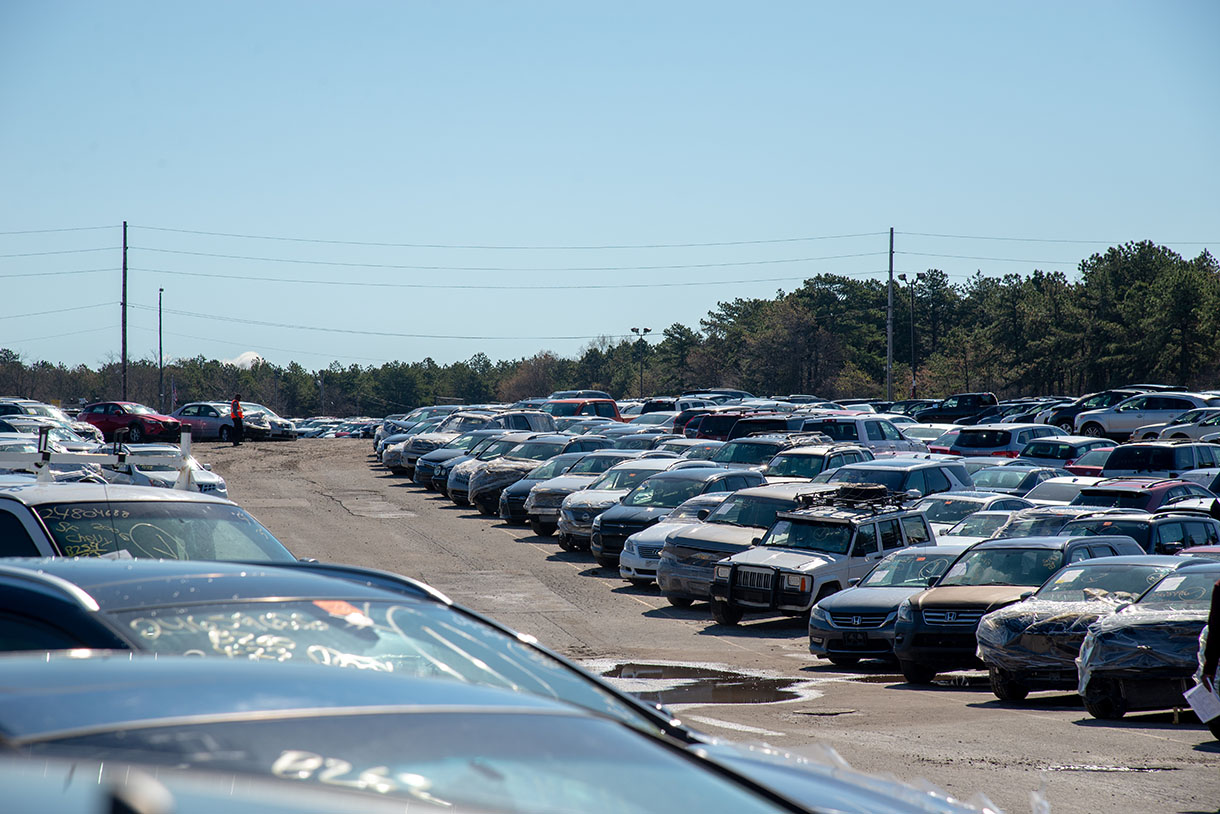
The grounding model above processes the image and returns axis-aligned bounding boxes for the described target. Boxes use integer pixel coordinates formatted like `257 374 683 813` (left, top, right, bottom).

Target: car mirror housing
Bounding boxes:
697 508 710 520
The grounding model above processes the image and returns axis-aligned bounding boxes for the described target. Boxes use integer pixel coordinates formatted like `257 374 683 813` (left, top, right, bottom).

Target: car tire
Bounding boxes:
899 660 937 685
666 596 694 609
710 599 743 626
127 423 145 443
1082 678 1127 720
628 578 653 589
826 655 860 668
219 426 231 442
1209 717 1220 741
1080 423 1105 438
474 498 495 516
530 518 556 538
988 667 1030 702
556 533 577 552
1057 421 1075 433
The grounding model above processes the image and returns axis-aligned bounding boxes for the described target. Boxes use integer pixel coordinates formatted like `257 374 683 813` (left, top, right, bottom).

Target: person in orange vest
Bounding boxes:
230 394 244 446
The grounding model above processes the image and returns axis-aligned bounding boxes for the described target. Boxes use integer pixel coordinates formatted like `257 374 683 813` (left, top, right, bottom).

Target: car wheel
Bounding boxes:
827 655 860 668
988 667 1030 702
628 578 653 589
1057 421 1075 433
1080 423 1105 438
814 583 841 603
218 426 231 442
1209 717 1220 741
474 498 495 516
666 596 694 609
710 599 743 626
899 660 937 685
126 423 145 443
556 533 577 552
1082 678 1127 720
529 518 556 538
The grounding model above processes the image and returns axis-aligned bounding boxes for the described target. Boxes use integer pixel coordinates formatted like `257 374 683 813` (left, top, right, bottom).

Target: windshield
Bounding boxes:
944 513 1008 538
761 519 851 554
972 468 1030 489
707 495 792 529
1104 447 1176 471
126 404 156 416
1059 518 1151 550
938 548 1063 587
828 467 907 491
477 439 519 460
812 422 859 442
1070 491 1148 510
1023 481 1087 502
623 478 706 508
1036 564 1171 602
587 467 659 492
542 402 582 416
466 437 499 456
996 514 1078 538
917 496 984 524
29 712 786 814
764 453 827 479
527 457 575 480
631 413 672 425
1136 571 1218 610
438 414 490 433
862 550 958 586
129 451 185 472
683 444 722 460
567 455 623 475
34 501 294 562
505 441 563 461
669 497 723 521
711 442 780 465
443 433 481 451
114 598 652 731
902 426 946 441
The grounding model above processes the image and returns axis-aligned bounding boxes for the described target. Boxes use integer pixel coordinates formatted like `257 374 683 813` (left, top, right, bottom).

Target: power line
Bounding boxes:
898 231 1216 245
0 302 116 321
133 265 893 290
0 247 119 259
133 247 888 272
895 251 1074 264
0 268 114 279
130 303 641 341
0 225 116 236
3 324 116 345
134 224 890 250
129 324 398 364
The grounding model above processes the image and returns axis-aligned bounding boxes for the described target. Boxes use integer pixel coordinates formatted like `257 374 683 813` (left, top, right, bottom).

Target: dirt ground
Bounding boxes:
206 438 1219 814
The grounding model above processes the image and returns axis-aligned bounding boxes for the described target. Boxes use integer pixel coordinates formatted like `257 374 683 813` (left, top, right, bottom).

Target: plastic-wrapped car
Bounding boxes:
1075 561 1220 719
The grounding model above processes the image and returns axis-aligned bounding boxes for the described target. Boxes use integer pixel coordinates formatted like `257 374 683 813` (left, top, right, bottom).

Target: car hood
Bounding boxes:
667 522 766 552
1077 607 1210 693
535 474 597 494
976 597 1126 672
418 447 469 464
563 489 627 510
503 476 545 496
912 585 1033 611
409 432 459 449
727 546 840 571
599 505 672 526
470 457 538 494
627 520 701 546
818 585 926 613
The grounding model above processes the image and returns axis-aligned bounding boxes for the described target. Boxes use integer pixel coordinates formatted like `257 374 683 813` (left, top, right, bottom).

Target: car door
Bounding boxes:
864 421 891 453
846 522 882 583
879 420 917 451
1112 396 1152 435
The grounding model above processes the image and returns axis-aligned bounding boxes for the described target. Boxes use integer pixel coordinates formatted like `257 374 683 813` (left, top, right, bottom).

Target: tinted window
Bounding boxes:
595 402 618 417
814 422 859 441
0 614 82 650
878 518 902 550
904 469 926 496
828 467 906 491
865 422 885 441
955 430 1013 448
0 511 41 556
1104 447 1175 471
923 467 951 494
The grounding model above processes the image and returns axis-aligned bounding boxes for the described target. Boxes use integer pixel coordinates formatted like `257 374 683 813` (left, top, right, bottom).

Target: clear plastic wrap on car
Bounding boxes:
1075 607 1208 695
469 458 538 500
976 594 1131 673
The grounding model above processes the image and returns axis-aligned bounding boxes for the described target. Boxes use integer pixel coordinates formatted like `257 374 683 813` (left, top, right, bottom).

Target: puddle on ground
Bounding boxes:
1044 765 1175 773
597 662 806 705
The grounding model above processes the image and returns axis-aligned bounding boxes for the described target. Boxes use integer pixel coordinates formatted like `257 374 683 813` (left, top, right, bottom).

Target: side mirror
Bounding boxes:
926 575 939 586
1018 590 1034 600
697 508 710 520
906 489 922 499
203 463 213 471
751 536 763 545
848 577 860 586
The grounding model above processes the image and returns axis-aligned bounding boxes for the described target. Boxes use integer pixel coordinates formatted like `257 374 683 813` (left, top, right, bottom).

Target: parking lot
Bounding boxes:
205 438 1218 814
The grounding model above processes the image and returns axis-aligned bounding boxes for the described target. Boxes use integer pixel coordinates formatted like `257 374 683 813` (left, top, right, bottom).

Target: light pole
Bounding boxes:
157 288 164 412
630 327 651 398
897 273 920 398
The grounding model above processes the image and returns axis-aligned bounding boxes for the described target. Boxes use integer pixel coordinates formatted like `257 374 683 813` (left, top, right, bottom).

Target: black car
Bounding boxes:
411 428 509 488
590 467 764 568
1043 389 1145 434
912 392 999 424
496 451 588 522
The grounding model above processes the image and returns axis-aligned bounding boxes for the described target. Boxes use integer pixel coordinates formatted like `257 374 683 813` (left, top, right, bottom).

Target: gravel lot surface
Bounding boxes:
208 438 1218 814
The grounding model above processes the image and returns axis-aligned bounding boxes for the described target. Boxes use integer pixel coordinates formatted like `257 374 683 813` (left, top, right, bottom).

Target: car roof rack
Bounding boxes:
793 483 912 514
0 429 202 489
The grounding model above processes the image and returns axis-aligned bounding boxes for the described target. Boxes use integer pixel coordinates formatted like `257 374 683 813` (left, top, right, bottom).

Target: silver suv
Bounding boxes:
709 485 934 626
1074 392 1220 440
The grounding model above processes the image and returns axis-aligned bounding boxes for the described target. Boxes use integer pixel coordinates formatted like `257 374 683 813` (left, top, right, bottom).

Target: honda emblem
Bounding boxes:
851 615 862 626
945 611 957 622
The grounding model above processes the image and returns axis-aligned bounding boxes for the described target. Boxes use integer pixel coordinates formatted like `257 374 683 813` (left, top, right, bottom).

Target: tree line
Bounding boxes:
2 241 1216 417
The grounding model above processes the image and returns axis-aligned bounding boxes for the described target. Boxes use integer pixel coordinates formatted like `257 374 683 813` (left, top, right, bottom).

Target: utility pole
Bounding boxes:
121 220 128 400
885 227 894 401
158 288 164 412
898 272 918 398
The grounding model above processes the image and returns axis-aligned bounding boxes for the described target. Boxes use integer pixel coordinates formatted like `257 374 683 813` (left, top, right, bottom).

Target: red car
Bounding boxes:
78 401 182 443
1064 447 1114 476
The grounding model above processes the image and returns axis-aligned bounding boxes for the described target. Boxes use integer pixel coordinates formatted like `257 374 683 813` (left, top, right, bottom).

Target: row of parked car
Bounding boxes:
0 394 1015 814
370 396 1220 744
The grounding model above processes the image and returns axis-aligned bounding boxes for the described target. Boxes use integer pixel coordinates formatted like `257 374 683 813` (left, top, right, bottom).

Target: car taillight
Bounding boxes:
992 450 1018 457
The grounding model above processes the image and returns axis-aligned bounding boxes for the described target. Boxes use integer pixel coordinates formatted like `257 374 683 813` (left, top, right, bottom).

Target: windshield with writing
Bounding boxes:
1036 564 1170 602
862 550 957 586
707 495 792 529
1135 571 1217 610
765 453 826 479
113 598 653 733
760 519 851 554
34 501 294 562
938 548 1062 587
588 468 657 492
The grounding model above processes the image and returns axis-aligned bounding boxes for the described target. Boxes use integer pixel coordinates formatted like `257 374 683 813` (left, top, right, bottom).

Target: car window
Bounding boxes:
1067 546 1092 563
923 467 951 494
0 511 41 556
853 523 879 555
900 515 931 545
904 469 926 496
877 518 902 550
865 422 885 441
0 613 84 650
595 402 617 417
880 421 903 441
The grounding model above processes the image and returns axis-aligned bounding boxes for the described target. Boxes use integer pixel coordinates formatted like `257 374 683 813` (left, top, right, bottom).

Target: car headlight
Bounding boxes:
896 599 914 623
783 573 810 592
623 540 636 555
713 564 731 581
809 605 829 624
591 516 602 531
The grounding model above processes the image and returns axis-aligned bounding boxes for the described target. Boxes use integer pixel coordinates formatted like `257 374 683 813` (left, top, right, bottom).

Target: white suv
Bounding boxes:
797 415 927 454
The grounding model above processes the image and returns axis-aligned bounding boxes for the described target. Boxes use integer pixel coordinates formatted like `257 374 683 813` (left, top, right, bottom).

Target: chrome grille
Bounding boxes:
829 613 888 629
922 609 984 626
736 567 774 590
532 492 564 508
637 544 663 560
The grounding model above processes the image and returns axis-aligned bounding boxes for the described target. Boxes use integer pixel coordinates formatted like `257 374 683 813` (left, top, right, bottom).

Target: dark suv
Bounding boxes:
1100 440 1220 478
912 393 998 424
1043 389 1144 434
1059 508 1220 554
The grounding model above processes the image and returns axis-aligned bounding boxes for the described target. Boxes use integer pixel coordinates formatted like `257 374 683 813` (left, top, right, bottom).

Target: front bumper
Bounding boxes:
809 613 899 659
892 616 984 669
619 546 660 581
657 558 716 601
710 574 813 614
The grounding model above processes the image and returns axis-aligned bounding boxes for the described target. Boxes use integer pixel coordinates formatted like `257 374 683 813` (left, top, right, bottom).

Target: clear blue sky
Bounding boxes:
2 1 1217 370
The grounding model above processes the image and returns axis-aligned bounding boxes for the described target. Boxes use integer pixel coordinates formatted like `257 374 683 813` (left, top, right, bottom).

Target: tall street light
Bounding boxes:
630 327 651 398
157 288 165 413
897 273 921 398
